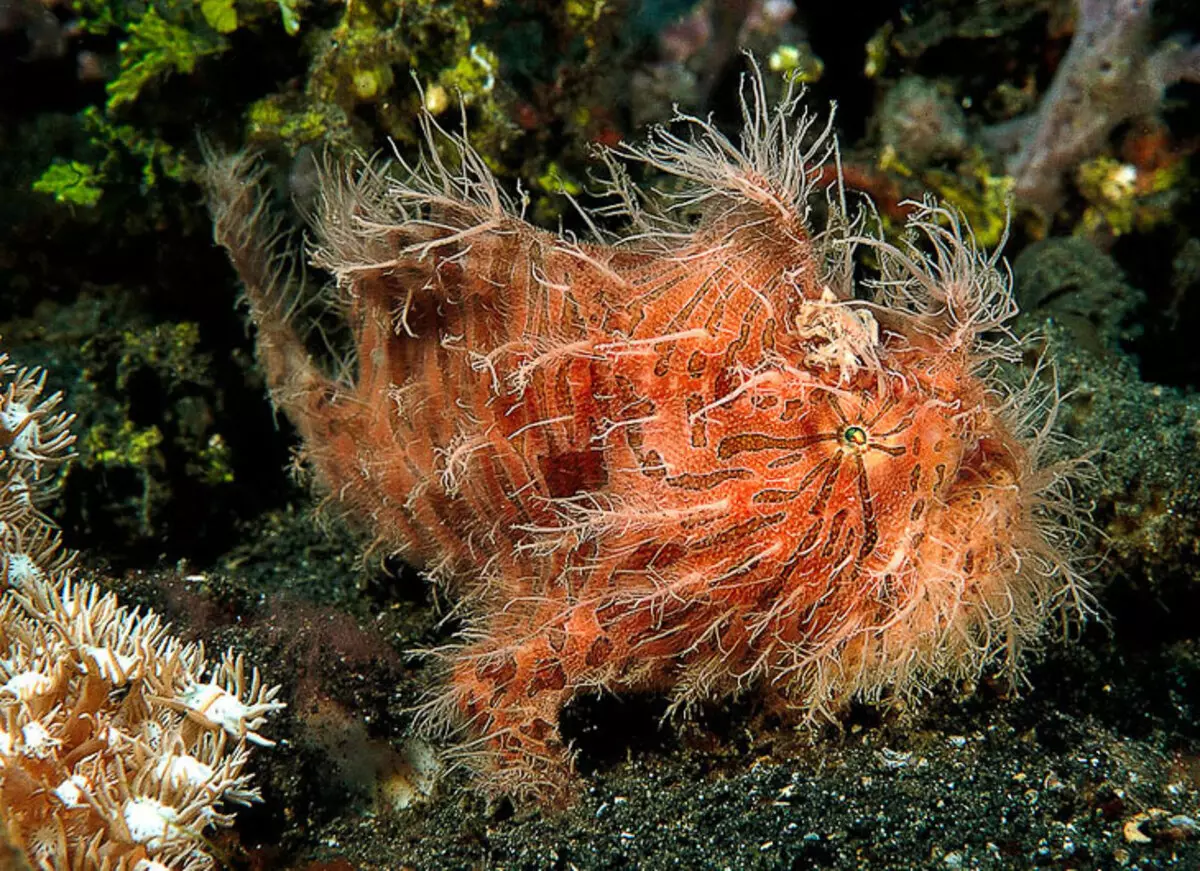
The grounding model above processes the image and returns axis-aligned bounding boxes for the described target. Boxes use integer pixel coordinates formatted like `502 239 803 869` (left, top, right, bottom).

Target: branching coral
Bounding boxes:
984 0 1200 214
207 63 1092 805
0 349 284 869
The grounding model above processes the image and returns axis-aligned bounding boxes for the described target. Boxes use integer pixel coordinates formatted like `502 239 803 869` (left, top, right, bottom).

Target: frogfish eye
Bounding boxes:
843 425 868 448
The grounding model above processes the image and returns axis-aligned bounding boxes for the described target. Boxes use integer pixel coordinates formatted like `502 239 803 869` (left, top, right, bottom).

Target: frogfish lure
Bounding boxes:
207 68 1091 804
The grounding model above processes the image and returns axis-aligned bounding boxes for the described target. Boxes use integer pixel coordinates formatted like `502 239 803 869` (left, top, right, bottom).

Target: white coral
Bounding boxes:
0 348 284 870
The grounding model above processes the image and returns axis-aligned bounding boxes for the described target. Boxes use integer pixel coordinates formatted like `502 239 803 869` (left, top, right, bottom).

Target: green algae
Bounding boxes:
32 160 105 208
105 6 228 112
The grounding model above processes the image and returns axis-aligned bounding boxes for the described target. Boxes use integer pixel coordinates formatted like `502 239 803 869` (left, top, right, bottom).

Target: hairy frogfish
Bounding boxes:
206 69 1090 804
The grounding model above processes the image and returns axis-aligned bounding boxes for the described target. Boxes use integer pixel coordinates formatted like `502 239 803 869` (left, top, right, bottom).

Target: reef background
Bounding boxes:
3 0 1200 868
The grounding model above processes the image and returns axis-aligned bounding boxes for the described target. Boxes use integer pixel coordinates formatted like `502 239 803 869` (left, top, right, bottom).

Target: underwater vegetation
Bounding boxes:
3 0 1200 867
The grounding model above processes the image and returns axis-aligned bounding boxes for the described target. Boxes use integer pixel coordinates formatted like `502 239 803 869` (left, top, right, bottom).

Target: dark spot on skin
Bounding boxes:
821 509 848 558
654 346 675 377
528 660 567 696
586 636 614 667
539 449 608 498
519 717 555 742
753 488 799 504
476 654 518 687
638 448 667 479
781 398 805 421
615 541 687 574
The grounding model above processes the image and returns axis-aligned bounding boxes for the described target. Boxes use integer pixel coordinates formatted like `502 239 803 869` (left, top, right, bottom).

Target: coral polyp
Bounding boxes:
0 350 284 868
207 66 1091 804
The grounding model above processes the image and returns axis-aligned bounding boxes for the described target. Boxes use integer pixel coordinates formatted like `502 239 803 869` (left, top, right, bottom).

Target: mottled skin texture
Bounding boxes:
208 79 1086 803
